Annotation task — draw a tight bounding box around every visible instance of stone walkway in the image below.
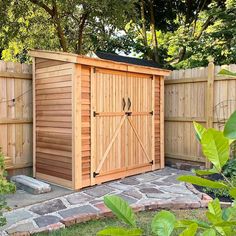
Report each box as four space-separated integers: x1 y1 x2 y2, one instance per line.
1 167 209 235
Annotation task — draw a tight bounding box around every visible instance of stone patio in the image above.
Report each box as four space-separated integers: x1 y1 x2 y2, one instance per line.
0 167 211 235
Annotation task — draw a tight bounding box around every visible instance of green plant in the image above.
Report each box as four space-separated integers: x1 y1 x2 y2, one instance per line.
223 159 236 178
97 110 236 235
178 111 236 200
97 195 236 235
0 150 16 227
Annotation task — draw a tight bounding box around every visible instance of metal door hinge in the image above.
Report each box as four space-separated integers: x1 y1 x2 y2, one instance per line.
149 160 154 165
150 111 154 115
93 172 99 178
93 111 99 117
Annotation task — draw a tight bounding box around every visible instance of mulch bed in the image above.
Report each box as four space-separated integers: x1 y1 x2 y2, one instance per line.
194 174 233 203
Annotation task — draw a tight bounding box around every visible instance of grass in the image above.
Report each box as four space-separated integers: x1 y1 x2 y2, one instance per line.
38 209 207 236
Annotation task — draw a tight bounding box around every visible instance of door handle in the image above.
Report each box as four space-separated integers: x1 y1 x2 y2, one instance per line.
122 98 126 111
127 97 131 111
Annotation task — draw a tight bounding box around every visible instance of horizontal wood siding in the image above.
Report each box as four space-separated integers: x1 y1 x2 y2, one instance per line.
35 58 73 181
81 66 91 186
154 76 161 166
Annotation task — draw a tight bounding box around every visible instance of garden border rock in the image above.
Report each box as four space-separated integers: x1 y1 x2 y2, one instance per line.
185 183 232 208
8 198 212 236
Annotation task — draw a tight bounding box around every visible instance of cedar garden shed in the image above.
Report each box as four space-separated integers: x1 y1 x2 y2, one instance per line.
30 50 170 190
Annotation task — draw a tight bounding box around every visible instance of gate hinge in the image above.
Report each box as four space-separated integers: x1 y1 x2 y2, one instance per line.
93 172 99 178
150 111 154 115
93 111 99 117
149 160 154 165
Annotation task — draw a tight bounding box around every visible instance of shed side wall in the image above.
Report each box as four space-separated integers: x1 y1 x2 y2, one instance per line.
35 58 73 186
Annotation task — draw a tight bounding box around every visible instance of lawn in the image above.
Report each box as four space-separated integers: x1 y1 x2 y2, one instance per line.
38 209 207 236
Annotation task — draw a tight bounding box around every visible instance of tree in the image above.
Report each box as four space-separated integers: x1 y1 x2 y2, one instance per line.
0 0 137 61
0 0 235 68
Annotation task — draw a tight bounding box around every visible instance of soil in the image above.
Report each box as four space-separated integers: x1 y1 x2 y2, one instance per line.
193 174 233 203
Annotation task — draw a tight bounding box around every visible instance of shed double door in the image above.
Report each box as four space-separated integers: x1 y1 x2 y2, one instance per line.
91 69 154 183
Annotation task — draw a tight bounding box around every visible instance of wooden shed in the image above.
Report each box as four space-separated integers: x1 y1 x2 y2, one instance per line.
30 50 170 190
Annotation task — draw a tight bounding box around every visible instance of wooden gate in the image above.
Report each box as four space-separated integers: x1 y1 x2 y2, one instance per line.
91 68 154 184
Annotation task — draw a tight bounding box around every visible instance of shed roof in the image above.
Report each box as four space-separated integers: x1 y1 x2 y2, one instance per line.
92 51 161 69
29 50 170 76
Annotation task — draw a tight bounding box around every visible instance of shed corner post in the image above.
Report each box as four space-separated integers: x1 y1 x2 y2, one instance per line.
160 76 165 169
72 63 82 189
90 66 96 186
151 75 155 171
205 59 215 168
32 57 36 177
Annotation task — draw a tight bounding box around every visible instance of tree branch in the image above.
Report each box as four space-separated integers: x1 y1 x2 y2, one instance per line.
28 0 54 16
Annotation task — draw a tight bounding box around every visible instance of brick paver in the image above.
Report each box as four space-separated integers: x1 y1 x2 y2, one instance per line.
1 167 211 235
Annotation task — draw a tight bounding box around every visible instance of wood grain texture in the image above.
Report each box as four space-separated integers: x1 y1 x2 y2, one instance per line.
0 60 32 171
34 58 73 182
165 63 236 167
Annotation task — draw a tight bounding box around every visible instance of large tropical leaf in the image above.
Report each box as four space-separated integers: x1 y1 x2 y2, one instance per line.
215 221 236 227
201 129 229 171
151 210 176 236
224 111 236 140
176 219 210 229
179 223 198 236
193 122 206 142
218 69 236 77
202 229 216 236
97 227 142 236
208 199 222 220
104 196 136 227
222 208 236 221
194 168 218 176
177 176 228 189
206 212 219 224
229 187 236 200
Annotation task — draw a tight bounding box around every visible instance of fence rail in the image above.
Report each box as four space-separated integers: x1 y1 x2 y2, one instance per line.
0 60 32 171
1 59 235 171
165 62 236 168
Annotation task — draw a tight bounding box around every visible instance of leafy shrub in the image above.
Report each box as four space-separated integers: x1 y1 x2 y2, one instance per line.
223 158 236 178
202 177 236 200
0 150 16 227
97 195 236 235
203 185 231 199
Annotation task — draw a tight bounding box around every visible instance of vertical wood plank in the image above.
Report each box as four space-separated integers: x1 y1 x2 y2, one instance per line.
151 75 155 170
160 76 165 168
32 58 36 176
73 64 82 189
90 67 96 185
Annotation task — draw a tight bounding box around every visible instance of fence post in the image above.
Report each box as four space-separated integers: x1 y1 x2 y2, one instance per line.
205 59 215 168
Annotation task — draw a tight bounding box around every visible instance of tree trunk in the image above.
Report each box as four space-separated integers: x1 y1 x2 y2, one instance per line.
52 1 67 52
77 12 89 54
149 1 160 64
29 0 68 52
140 0 147 47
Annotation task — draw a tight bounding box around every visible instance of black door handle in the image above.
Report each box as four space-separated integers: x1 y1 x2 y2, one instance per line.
127 97 131 111
122 98 126 111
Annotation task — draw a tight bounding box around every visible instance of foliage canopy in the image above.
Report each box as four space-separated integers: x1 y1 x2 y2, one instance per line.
0 0 235 68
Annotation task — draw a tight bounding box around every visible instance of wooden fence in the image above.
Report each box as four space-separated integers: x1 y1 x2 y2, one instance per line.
165 62 236 168
1 58 236 173
0 60 32 173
